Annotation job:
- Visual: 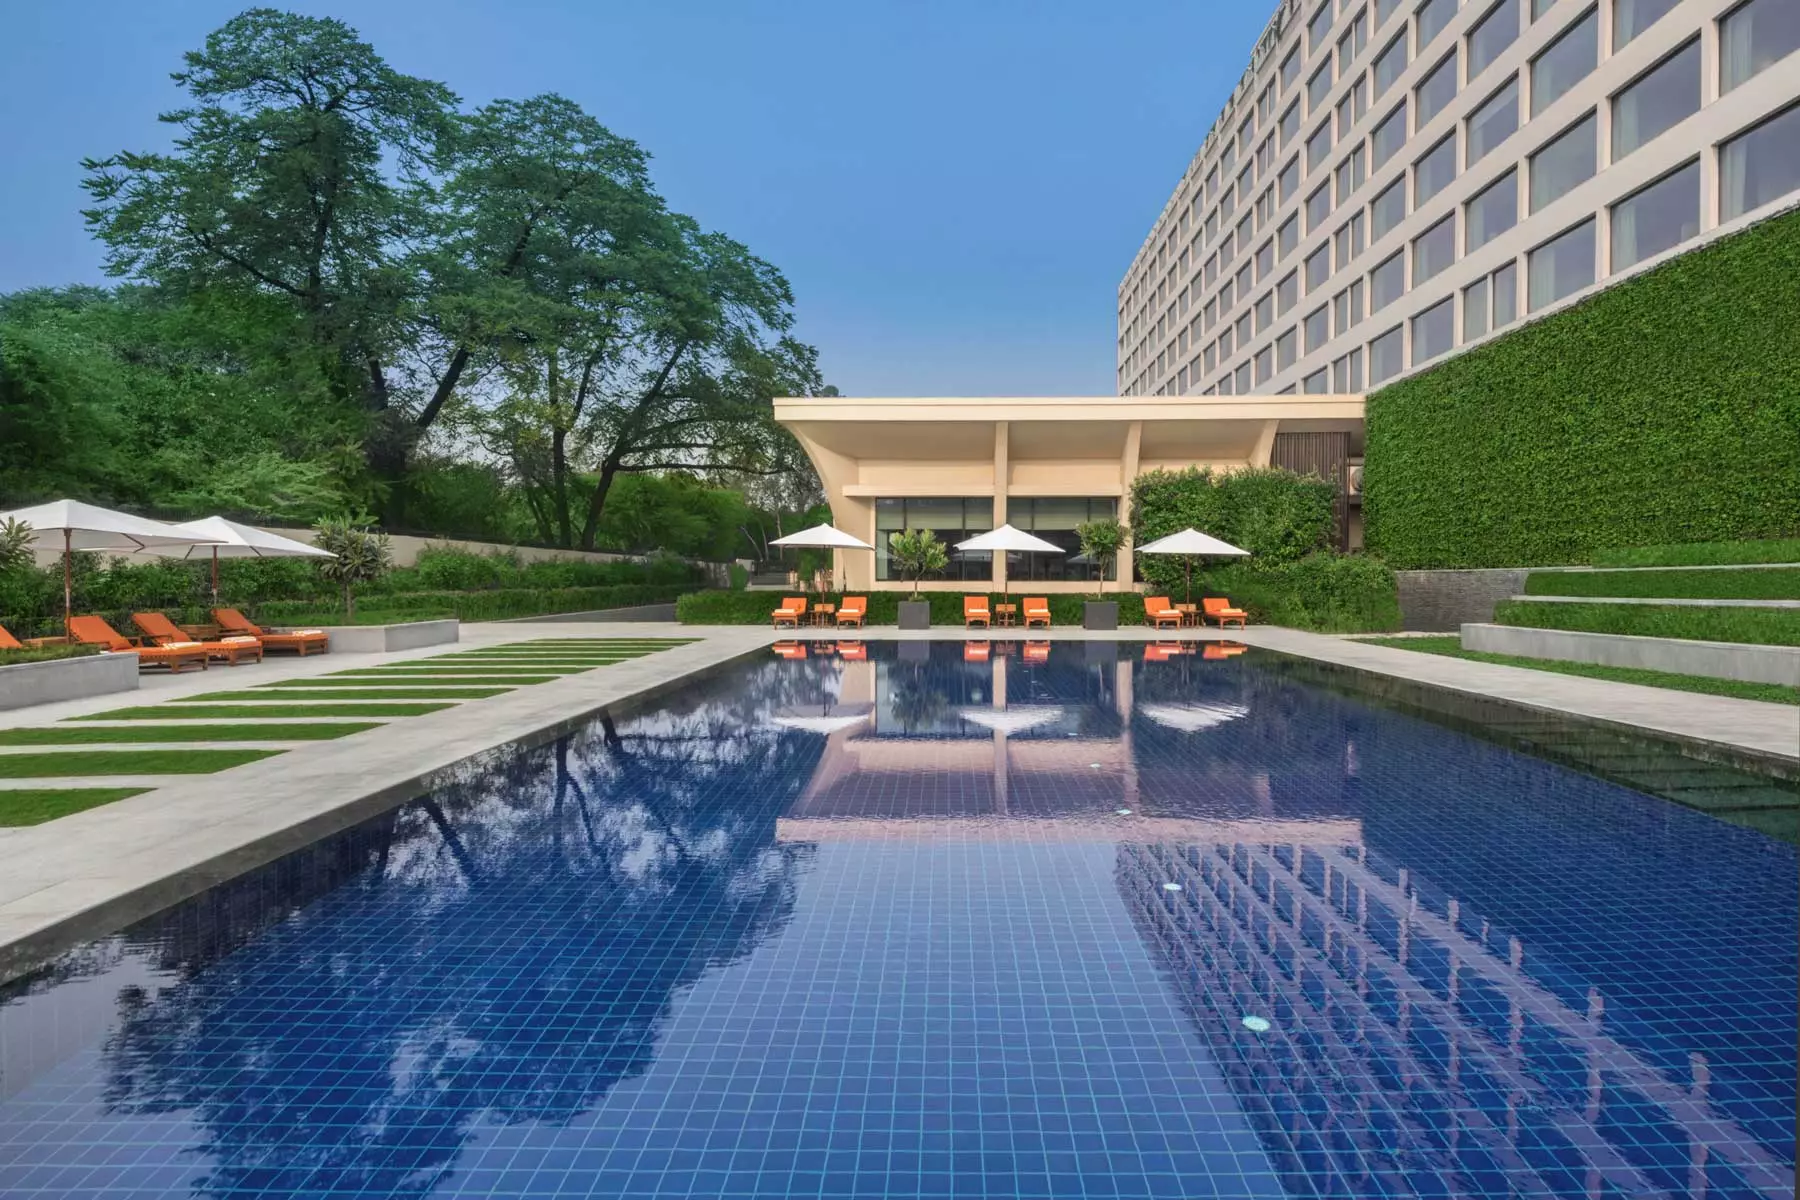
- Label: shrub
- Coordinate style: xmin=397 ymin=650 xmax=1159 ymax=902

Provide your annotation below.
xmin=728 ymin=563 xmax=751 ymax=591
xmin=0 ymin=642 xmax=100 ymax=667
xmin=0 ymin=518 xmax=31 ymax=573
xmin=1524 ymin=567 xmax=1800 ymax=600
xmin=1590 ymin=539 xmax=1800 ymax=568
xmin=259 ymin=584 xmax=687 ymax=625
xmin=1129 ymin=466 xmax=1335 ymax=587
xmin=1076 ymin=518 xmax=1125 ymax=582
xmin=677 ymin=590 xmax=1147 ymax=627
xmin=312 ymin=518 xmax=393 ymax=617
xmin=887 ymin=529 xmax=949 ymax=594
xmin=1365 ymin=207 xmax=1800 ymax=568
xmin=1495 ymin=599 xmax=1800 ymax=646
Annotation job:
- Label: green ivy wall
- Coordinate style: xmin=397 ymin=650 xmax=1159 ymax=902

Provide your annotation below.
xmin=1363 ymin=206 xmax=1800 ymax=569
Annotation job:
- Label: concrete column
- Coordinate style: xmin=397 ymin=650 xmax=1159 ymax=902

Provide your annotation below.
xmin=1119 ymin=420 xmax=1142 ymax=592
xmin=1250 ymin=419 xmax=1280 ymax=467
xmin=993 ymin=421 xmax=1009 ymax=592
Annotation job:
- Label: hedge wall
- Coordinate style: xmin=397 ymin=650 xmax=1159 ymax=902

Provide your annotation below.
xmin=1364 ymin=207 xmax=1800 ymax=569
xmin=259 ymin=584 xmax=687 ymax=625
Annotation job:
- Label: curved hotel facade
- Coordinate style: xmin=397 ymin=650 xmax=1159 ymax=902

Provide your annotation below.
xmin=1116 ymin=0 xmax=1800 ymax=397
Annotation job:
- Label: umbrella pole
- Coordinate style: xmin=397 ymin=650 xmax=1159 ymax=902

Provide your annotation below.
xmin=212 ymin=548 xmax=220 ymax=604
xmin=1184 ymin=556 xmax=1192 ymax=605
xmin=63 ymin=529 xmax=72 ymax=633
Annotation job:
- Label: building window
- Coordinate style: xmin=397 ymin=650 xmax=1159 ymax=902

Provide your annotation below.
xmin=1310 ymin=1 xmax=1337 ymax=50
xmin=1219 ymin=278 xmax=1236 ymax=311
xmin=1282 ymin=46 xmax=1303 ymax=92
xmin=1466 ymin=168 xmax=1520 ymax=249
xmin=1414 ymin=132 xmax=1459 ymax=204
xmin=1370 ymin=326 xmax=1405 ymax=382
xmin=1278 ymin=215 xmax=1299 ymax=259
xmin=1204 ymin=341 xmax=1217 ymax=372
xmin=1419 ymin=0 xmax=1460 ymax=47
xmin=1310 ymin=62 xmax=1336 ymax=112
xmin=1304 ymin=368 xmax=1331 ymax=393
xmin=1532 ymin=0 xmax=1556 ymax=17
xmin=1470 ymin=0 xmax=1520 ymax=76
xmin=1307 ymin=122 xmax=1335 ymax=171
xmin=1237 ymin=163 xmax=1257 ymax=202
xmin=1306 ymin=244 xmax=1332 ymax=290
xmin=1337 ymin=145 xmax=1367 ymax=203
xmin=1236 ymin=310 xmax=1253 ymax=344
xmin=1280 ymin=102 xmax=1302 ymax=149
xmin=1372 ymin=176 xmax=1408 ymax=239
xmin=1529 ymin=218 xmax=1596 ymax=310
xmin=1611 ymin=160 xmax=1699 ymax=271
xmin=1722 ymin=0 xmax=1800 ymax=92
xmin=1333 ymin=347 xmax=1365 ymax=390
xmin=1371 ymin=250 xmax=1407 ymax=310
xmin=1612 ymin=40 xmax=1701 ymax=160
xmin=1306 ymin=304 xmax=1331 ymax=351
xmin=1417 ymin=52 xmax=1460 ymax=126
xmin=1614 ymin=0 xmax=1678 ymax=49
xmin=1374 ymin=34 xmax=1410 ymax=97
xmin=1412 ymin=297 xmax=1456 ymax=363
xmin=1338 ymin=75 xmax=1370 ymax=130
xmin=1467 ymin=76 xmax=1520 ymax=164
xmin=1255 ymin=291 xmax=1276 ymax=331
xmin=1334 ymin=279 xmax=1365 ymax=334
xmin=1377 ymin=0 xmax=1406 ymax=26
xmin=1334 ymin=211 xmax=1367 ymax=267
xmin=1256 ymin=239 xmax=1276 ymax=279
xmin=1532 ymin=8 xmax=1597 ymax=116
xmin=1277 ymin=270 xmax=1299 ymax=313
xmin=1340 ymin=10 xmax=1370 ymax=63
xmin=1277 ymin=328 xmax=1298 ymax=369
xmin=1235 ymin=362 xmax=1253 ymax=393
xmin=1463 ymin=278 xmax=1490 ymax=339
xmin=1530 ymin=112 xmax=1596 ymax=211
xmin=1721 ymin=103 xmax=1800 ymax=220
xmin=1221 ymin=230 xmax=1238 ymax=267
xmin=1372 ymin=101 xmax=1410 ymax=168
xmin=1307 ymin=183 xmax=1333 ymax=232
xmin=1413 ymin=215 xmax=1457 ymax=284
xmin=1009 ymin=498 xmax=1120 ymax=581
xmin=1236 ymin=261 xmax=1254 ymax=297
xmin=1493 ymin=261 xmax=1518 ymax=326
xmin=1277 ymin=161 xmax=1299 ymax=206
xmin=876 ymin=498 xmax=994 ymax=581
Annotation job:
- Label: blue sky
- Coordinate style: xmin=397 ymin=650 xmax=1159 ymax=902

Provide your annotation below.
xmin=0 ymin=1 xmax=1271 ymax=396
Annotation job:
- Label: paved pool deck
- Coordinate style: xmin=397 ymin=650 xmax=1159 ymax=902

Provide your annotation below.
xmin=0 ymin=620 xmax=1793 ymax=985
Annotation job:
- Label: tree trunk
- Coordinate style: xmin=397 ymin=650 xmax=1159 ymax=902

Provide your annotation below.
xmin=578 ymin=457 xmax=622 ymax=552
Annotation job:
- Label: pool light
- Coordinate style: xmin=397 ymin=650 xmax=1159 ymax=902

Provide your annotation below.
xmin=1162 ymin=882 xmax=1182 ymax=892
xmin=1241 ymin=1016 xmax=1272 ymax=1033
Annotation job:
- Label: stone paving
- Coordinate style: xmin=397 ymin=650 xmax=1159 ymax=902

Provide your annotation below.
xmin=0 ymin=618 xmax=1794 ymax=985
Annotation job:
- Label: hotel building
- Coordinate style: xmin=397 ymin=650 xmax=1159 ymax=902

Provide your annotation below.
xmin=1116 ymin=0 xmax=1800 ymax=398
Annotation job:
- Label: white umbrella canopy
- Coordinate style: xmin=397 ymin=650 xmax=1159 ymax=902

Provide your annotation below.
xmin=0 ymin=499 xmax=225 ymax=625
xmin=959 ymin=705 xmax=1065 ymax=735
xmin=1135 ymin=527 xmax=1249 ymax=602
xmin=1138 ymin=702 xmax=1249 ymax=733
xmin=769 ymin=523 xmax=875 ymax=550
xmin=139 ymin=517 xmax=336 ymax=602
xmin=953 ymin=524 xmax=1063 ymax=554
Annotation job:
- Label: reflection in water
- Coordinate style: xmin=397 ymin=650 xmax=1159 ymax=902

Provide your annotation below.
xmin=0 ymin=641 xmax=1792 ymax=1199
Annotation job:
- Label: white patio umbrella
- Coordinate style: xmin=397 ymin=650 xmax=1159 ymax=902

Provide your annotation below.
xmin=1134 ymin=528 xmax=1249 ymax=602
xmin=1138 ymin=702 xmax=1249 ymax=733
xmin=141 ymin=517 xmax=336 ymax=602
xmin=955 ymin=524 xmax=1063 ymax=600
xmin=0 ymin=499 xmax=224 ymax=627
xmin=769 ymin=523 xmax=874 ymax=592
xmin=958 ymin=705 xmax=1065 ymax=735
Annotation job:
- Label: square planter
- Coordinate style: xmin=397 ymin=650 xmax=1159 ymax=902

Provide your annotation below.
xmin=897 ymin=601 xmax=932 ymax=630
xmin=1083 ymin=601 xmax=1118 ymax=631
xmin=312 ymin=619 xmax=460 ymax=654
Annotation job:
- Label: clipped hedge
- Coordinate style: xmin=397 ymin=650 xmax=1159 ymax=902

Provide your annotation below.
xmin=1494 ymin=599 xmax=1800 ymax=646
xmin=1365 ymin=207 xmax=1800 ymax=569
xmin=0 ymin=642 xmax=101 ymax=667
xmin=676 ymin=591 xmax=1147 ymax=627
xmin=1590 ymin=538 xmax=1800 ymax=568
xmin=259 ymin=584 xmax=687 ymax=625
xmin=1130 ymin=466 xmax=1335 ymax=575
xmin=1524 ymin=567 xmax=1800 ymax=600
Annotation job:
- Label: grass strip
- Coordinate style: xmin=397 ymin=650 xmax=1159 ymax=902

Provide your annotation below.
xmin=327 ymin=668 xmax=574 ymax=677
xmin=1360 ymin=636 xmax=1800 ymax=705
xmin=73 ymin=703 xmax=453 ymax=721
xmin=0 ymin=749 xmax=283 ymax=778
xmin=1494 ymin=599 xmax=1800 ymax=646
xmin=263 ymin=677 xmax=532 ymax=690
xmin=1591 ymin=539 xmax=1800 ymax=568
xmin=1525 ymin=566 xmax=1800 ymax=600
xmin=0 ymin=788 xmax=152 ymax=826
xmin=188 ymin=687 xmax=508 ymax=701
xmin=0 ymin=723 xmax=379 ymax=745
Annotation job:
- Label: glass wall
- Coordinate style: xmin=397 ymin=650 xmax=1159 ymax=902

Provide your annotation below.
xmin=1009 ymin=497 xmax=1119 ymax=582
xmin=875 ymin=498 xmax=993 ymax=582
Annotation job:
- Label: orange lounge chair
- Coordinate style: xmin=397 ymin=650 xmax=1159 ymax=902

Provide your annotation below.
xmin=1143 ymin=595 xmax=1183 ymax=631
xmin=772 ymin=640 xmax=808 ymax=659
xmin=963 ymin=595 xmax=991 ymax=628
xmin=964 ymin=640 xmax=991 ymax=663
xmin=1203 ymin=642 xmax=1248 ymax=659
xmin=836 ymin=596 xmax=867 ymax=629
xmin=1023 ymin=641 xmax=1050 ymax=663
xmin=0 ymin=623 xmax=21 ymax=650
xmin=1022 ymin=597 xmax=1051 ymax=629
xmin=133 ymin=612 xmax=264 ymax=666
xmin=836 ymin=640 xmax=868 ymax=661
xmin=67 ymin=615 xmax=209 ymax=673
xmin=772 ymin=596 xmax=806 ymax=628
xmin=212 ymin=608 xmax=330 ymax=656
xmin=1202 ymin=597 xmax=1248 ymax=629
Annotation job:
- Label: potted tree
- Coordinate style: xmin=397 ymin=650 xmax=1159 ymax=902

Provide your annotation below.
xmin=887 ymin=528 xmax=946 ymax=629
xmin=1076 ymin=517 xmax=1124 ymax=630
xmin=313 ymin=517 xmax=394 ymax=619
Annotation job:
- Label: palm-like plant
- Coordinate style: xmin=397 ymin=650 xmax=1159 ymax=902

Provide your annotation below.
xmin=887 ymin=528 xmax=948 ymax=595
xmin=313 ymin=517 xmax=393 ymax=617
xmin=1076 ymin=518 xmax=1124 ymax=583
xmin=0 ymin=519 xmax=33 ymax=574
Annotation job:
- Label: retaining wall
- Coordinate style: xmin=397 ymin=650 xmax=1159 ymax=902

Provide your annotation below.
xmin=1461 ymin=623 xmax=1800 ymax=686
xmin=313 ymin=620 xmax=460 ymax=654
xmin=1396 ymin=569 xmax=1530 ymax=631
xmin=0 ymin=653 xmax=140 ymax=711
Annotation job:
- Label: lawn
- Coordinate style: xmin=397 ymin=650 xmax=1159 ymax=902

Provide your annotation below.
xmin=189 ymin=686 xmax=511 ymax=700
xmin=269 ymin=676 xmax=549 ymax=687
xmin=1494 ymin=600 xmax=1800 ymax=645
xmin=0 ymin=787 xmax=151 ymax=826
xmin=0 ymin=723 xmax=380 ymax=744
xmin=1591 ymin=539 xmax=1800 ymax=567
xmin=1360 ymin=636 xmax=1800 ymax=705
xmin=1524 ymin=567 xmax=1800 ymax=599
xmin=73 ymin=703 xmax=454 ymax=720
xmin=0 ymin=748 xmax=284 ymax=777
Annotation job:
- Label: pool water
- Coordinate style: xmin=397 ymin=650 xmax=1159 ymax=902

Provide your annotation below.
xmin=1 ymin=642 xmax=1794 ymax=1199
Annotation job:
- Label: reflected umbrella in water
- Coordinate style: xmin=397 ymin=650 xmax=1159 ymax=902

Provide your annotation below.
xmin=769 ymin=711 xmax=872 ymax=735
xmin=958 ymin=706 xmax=1065 ymax=735
xmin=1138 ymin=701 xmax=1249 ymax=733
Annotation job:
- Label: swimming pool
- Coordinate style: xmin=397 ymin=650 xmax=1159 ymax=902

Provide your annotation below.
xmin=1 ymin=641 xmax=1794 ymax=1198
